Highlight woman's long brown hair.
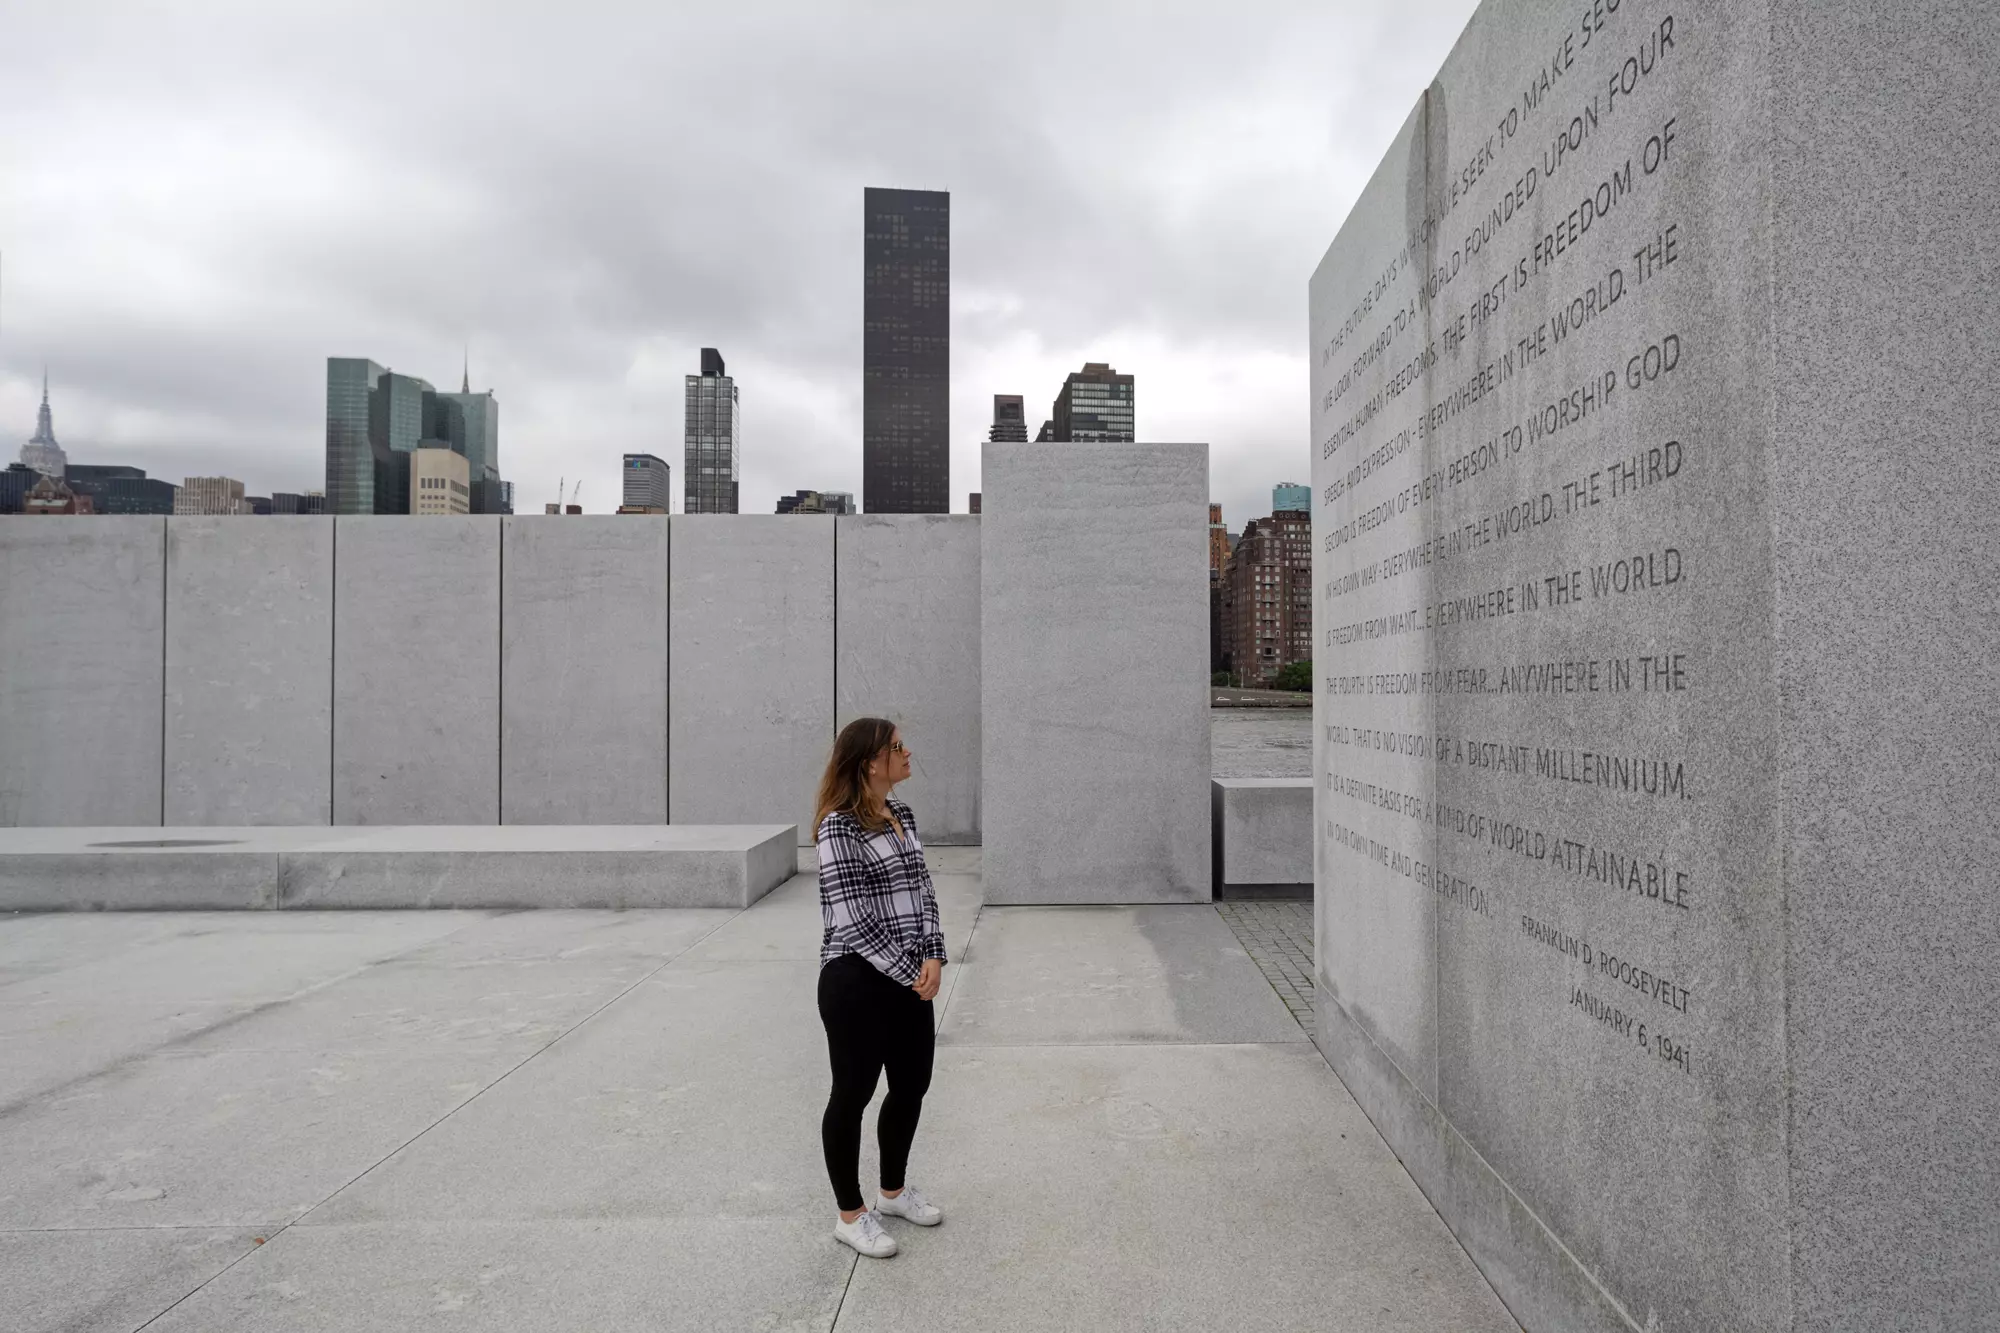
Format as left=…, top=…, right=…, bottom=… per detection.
left=814, top=717, right=903, bottom=838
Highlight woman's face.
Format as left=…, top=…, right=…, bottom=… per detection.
left=873, top=729, right=912, bottom=788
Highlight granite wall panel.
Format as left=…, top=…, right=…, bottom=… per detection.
left=669, top=516, right=833, bottom=845
left=165, top=517, right=333, bottom=824
left=835, top=515, right=980, bottom=844
left=500, top=517, right=669, bottom=824
left=982, top=442, right=1210, bottom=903
left=332, top=517, right=500, bottom=824
left=0, top=518, right=165, bottom=826
left=1307, top=1, right=1997, bottom=1328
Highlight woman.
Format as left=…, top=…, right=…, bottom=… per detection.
left=814, top=716, right=947, bottom=1259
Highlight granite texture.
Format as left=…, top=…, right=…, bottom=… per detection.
left=0, top=826, right=796, bottom=911
left=668, top=516, right=834, bottom=845
left=0, top=517, right=164, bottom=826
left=981, top=442, right=1211, bottom=903
left=500, top=517, right=669, bottom=824
left=1301, top=2, right=1918, bottom=1329
left=1770, top=3, right=2000, bottom=1324
left=1212, top=778, right=1313, bottom=891
left=332, top=517, right=500, bottom=824
left=165, top=517, right=333, bottom=825
left=836, top=513, right=981, bottom=843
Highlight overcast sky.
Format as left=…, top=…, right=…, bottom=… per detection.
left=1, top=0, right=1477, bottom=525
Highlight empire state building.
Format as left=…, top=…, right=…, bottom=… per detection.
left=20, top=371, right=67, bottom=477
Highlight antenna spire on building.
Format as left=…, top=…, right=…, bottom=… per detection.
left=462, top=346, right=469, bottom=394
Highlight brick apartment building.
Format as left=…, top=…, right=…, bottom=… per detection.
left=1219, top=507, right=1312, bottom=687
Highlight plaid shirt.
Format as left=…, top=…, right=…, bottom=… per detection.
left=817, top=797, right=947, bottom=986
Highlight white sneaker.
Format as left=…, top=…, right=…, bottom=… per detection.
left=833, top=1208, right=898, bottom=1258
left=875, top=1185, right=942, bottom=1226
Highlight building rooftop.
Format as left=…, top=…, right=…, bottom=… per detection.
left=3, top=844, right=1510, bottom=1332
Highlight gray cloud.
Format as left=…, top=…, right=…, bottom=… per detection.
left=1, top=0, right=1477, bottom=526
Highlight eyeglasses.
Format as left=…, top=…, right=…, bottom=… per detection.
left=888, top=741, right=908, bottom=755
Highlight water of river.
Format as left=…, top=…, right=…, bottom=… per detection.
left=1210, top=708, right=1313, bottom=779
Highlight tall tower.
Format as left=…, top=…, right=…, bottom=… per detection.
left=20, top=370, right=68, bottom=477
left=862, top=187, right=950, bottom=513
left=1050, top=363, right=1135, bottom=442
left=684, top=348, right=739, bottom=513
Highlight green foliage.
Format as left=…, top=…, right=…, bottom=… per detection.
left=1272, top=660, right=1313, bottom=692
left=1211, top=671, right=1237, bottom=687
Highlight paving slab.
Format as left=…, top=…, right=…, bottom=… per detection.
left=838, top=1042, right=1518, bottom=1333
left=6, top=1226, right=262, bottom=1333
left=0, top=1044, right=525, bottom=1229
left=938, top=905, right=1305, bottom=1046
left=0, top=913, right=486, bottom=1107
left=145, top=1218, right=851, bottom=1333
left=303, top=959, right=842, bottom=1225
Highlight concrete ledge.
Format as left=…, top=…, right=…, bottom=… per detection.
left=1212, top=778, right=1312, bottom=896
left=0, top=826, right=797, bottom=911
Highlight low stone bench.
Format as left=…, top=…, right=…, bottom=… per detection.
left=0, top=825, right=798, bottom=911
left=1211, top=779, right=1312, bottom=899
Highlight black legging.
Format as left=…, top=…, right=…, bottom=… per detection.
left=818, top=951, right=936, bottom=1212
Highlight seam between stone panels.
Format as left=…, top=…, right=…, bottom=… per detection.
left=159, top=516, right=168, bottom=827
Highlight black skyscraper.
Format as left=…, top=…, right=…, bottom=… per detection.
left=863, top=187, right=949, bottom=513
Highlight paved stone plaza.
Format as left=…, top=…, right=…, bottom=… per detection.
left=3, top=848, right=1514, bottom=1333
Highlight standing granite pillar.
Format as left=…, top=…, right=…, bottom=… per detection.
left=1308, top=2, right=1999, bottom=1329
left=981, top=442, right=1211, bottom=903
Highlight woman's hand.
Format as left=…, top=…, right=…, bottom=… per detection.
left=912, top=959, right=942, bottom=1001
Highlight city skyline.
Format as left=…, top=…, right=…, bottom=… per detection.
left=0, top=2, right=1481, bottom=527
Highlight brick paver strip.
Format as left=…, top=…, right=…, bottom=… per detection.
left=1215, top=902, right=1316, bottom=1035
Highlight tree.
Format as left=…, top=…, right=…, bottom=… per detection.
left=1273, top=660, right=1312, bottom=692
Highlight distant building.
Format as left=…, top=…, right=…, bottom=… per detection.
left=326, top=356, right=504, bottom=515
left=969, top=492, right=981, bottom=514
left=1051, top=363, right=1135, bottom=443
left=410, top=447, right=471, bottom=515
left=438, top=360, right=504, bottom=515
left=1208, top=503, right=1229, bottom=574
left=685, top=348, right=739, bottom=513
left=776, top=489, right=853, bottom=515
left=246, top=496, right=273, bottom=515
left=1035, top=420, right=1055, bottom=443
left=1273, top=482, right=1311, bottom=514
left=19, top=371, right=68, bottom=477
left=24, top=471, right=89, bottom=514
left=863, top=186, right=950, bottom=513
left=1219, top=508, right=1312, bottom=687
left=175, top=476, right=248, bottom=516
left=1, top=463, right=40, bottom=513
left=622, top=453, right=672, bottom=513
left=989, top=395, right=1027, bottom=443
left=271, top=491, right=326, bottom=515
left=66, top=464, right=177, bottom=515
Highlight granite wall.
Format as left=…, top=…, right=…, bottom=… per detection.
left=1307, top=1, right=1997, bottom=1329
left=0, top=518, right=165, bottom=826
left=982, top=442, right=1211, bottom=903
left=836, top=515, right=981, bottom=844
left=501, top=517, right=669, bottom=824
left=165, top=516, right=333, bottom=824
left=668, top=516, right=834, bottom=846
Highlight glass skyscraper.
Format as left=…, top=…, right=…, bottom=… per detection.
left=684, top=348, right=739, bottom=513
left=1273, top=482, right=1311, bottom=514
left=327, top=357, right=505, bottom=514
left=863, top=187, right=949, bottom=513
